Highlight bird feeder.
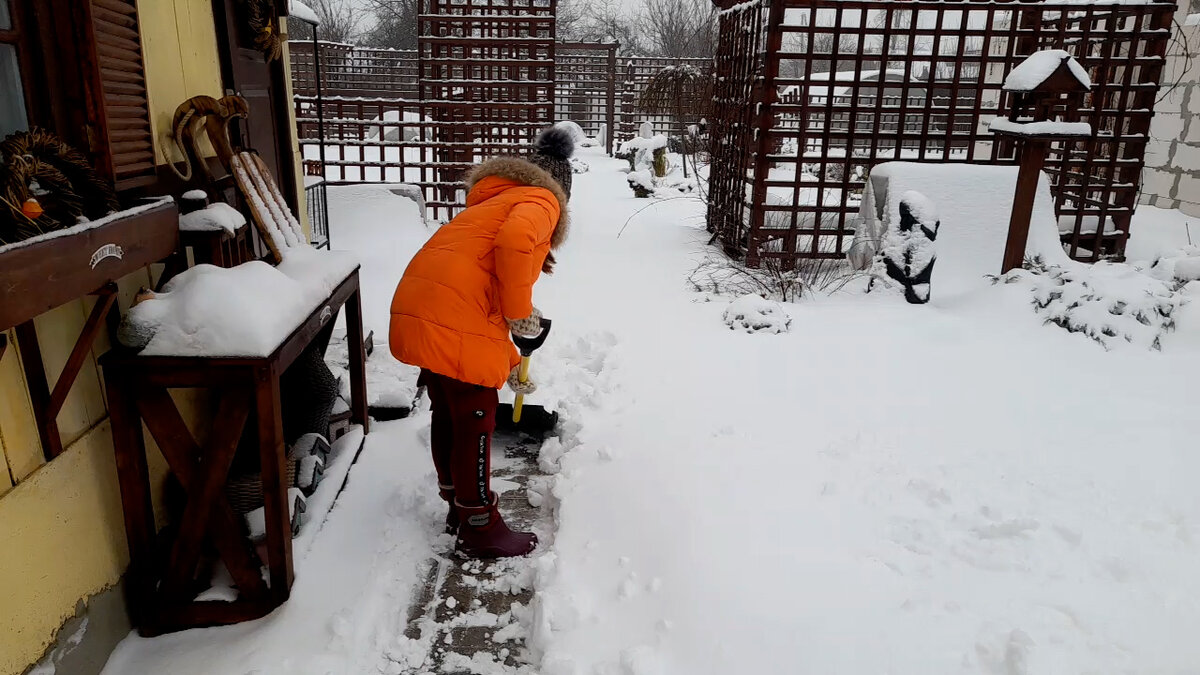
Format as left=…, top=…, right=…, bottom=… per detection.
left=990, top=50, right=1093, bottom=274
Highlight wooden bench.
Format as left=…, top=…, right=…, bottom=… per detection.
left=100, top=270, right=368, bottom=635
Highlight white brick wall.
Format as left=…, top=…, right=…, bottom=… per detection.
left=1141, top=0, right=1200, bottom=217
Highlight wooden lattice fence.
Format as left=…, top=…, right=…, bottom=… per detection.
left=707, top=0, right=1177, bottom=266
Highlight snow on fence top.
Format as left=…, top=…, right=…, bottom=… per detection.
left=1003, top=49, right=1091, bottom=92
left=989, top=118, right=1093, bottom=138
left=290, top=0, right=320, bottom=25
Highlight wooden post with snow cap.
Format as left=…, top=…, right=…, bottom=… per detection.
left=990, top=50, right=1093, bottom=274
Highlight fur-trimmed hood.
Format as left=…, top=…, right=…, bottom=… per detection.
left=463, top=156, right=570, bottom=249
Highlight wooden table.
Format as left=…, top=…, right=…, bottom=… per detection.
left=101, top=269, right=369, bottom=636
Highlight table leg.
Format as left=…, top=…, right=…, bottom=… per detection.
left=255, top=366, right=294, bottom=602
left=103, top=370, right=157, bottom=626
left=345, top=282, right=369, bottom=434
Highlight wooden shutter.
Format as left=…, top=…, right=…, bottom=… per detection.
left=90, top=0, right=156, bottom=190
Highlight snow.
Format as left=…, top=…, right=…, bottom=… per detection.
left=101, top=148, right=1200, bottom=675
left=289, top=0, right=320, bottom=25
left=849, top=162, right=1069, bottom=296
left=618, top=134, right=669, bottom=155
left=1003, top=49, right=1091, bottom=92
left=722, top=294, right=791, bottom=333
left=1126, top=205, right=1197, bottom=263
left=181, top=189, right=208, bottom=201
left=1004, top=259, right=1184, bottom=350
left=178, top=202, right=245, bottom=234
left=128, top=247, right=358, bottom=358
left=553, top=120, right=588, bottom=146
left=989, top=117, right=1093, bottom=137
left=364, top=110, right=428, bottom=142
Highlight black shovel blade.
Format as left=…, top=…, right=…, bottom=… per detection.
left=495, top=403, right=559, bottom=438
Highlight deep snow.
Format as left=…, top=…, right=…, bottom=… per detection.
left=102, top=149, right=1200, bottom=674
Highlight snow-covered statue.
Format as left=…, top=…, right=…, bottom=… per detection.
left=870, top=191, right=940, bottom=304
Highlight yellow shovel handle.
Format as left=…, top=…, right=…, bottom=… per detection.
left=512, top=355, right=531, bottom=423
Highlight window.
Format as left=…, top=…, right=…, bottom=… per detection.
left=0, top=0, right=28, bottom=138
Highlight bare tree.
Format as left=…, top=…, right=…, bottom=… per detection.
left=287, top=0, right=364, bottom=44
left=641, top=0, right=717, bottom=58
left=361, top=0, right=419, bottom=50
left=557, top=0, right=647, bottom=56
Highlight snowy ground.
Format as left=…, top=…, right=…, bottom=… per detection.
left=102, top=149, right=1200, bottom=674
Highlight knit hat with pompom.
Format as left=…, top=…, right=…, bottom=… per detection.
left=529, top=126, right=575, bottom=201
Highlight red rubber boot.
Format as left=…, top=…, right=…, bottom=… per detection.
left=455, top=492, right=538, bottom=559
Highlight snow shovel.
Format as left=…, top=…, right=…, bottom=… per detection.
left=496, top=317, right=559, bottom=437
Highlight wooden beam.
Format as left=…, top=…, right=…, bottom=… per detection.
left=159, top=388, right=251, bottom=601
left=136, top=387, right=269, bottom=601
left=48, top=285, right=117, bottom=415
left=13, top=321, right=63, bottom=460
left=102, top=365, right=157, bottom=627
left=345, top=281, right=369, bottom=434
left=254, top=365, right=293, bottom=602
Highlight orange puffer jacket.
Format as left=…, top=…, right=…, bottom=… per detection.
left=389, top=157, right=569, bottom=389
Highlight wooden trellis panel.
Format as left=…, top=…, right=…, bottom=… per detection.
left=556, top=42, right=617, bottom=153
left=707, top=0, right=1176, bottom=266
left=418, top=0, right=556, bottom=219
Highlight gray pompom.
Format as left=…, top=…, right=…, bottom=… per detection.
left=534, top=126, right=576, bottom=161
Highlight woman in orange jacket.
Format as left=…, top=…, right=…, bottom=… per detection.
left=390, top=127, right=573, bottom=558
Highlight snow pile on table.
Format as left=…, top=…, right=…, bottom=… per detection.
left=868, top=190, right=940, bottom=304
left=128, top=248, right=358, bottom=358
left=178, top=201, right=246, bottom=233
left=989, top=118, right=1092, bottom=137
left=722, top=294, right=792, bottom=333
left=850, top=162, right=1068, bottom=300
left=1003, top=49, right=1091, bottom=91
left=1001, top=258, right=1185, bottom=351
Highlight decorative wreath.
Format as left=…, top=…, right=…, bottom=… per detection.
left=0, top=128, right=118, bottom=245
left=241, top=0, right=285, bottom=62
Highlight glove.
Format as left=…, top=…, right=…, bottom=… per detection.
left=506, top=306, right=544, bottom=338
left=507, top=365, right=537, bottom=395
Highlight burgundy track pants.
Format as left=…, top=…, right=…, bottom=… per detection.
left=421, top=370, right=497, bottom=507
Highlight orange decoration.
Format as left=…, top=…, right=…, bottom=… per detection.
left=21, top=198, right=43, bottom=219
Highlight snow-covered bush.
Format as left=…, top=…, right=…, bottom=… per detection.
left=618, top=135, right=669, bottom=175
left=999, top=257, right=1185, bottom=351
left=723, top=294, right=791, bottom=334
left=627, top=170, right=654, bottom=198
left=1146, top=245, right=1200, bottom=285
left=868, top=191, right=940, bottom=304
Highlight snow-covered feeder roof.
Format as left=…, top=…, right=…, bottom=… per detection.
left=1003, top=49, right=1091, bottom=94
left=290, top=0, right=320, bottom=25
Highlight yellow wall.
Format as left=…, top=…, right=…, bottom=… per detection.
left=139, top=0, right=225, bottom=168
left=0, top=1, right=254, bottom=672
left=0, top=269, right=173, bottom=675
